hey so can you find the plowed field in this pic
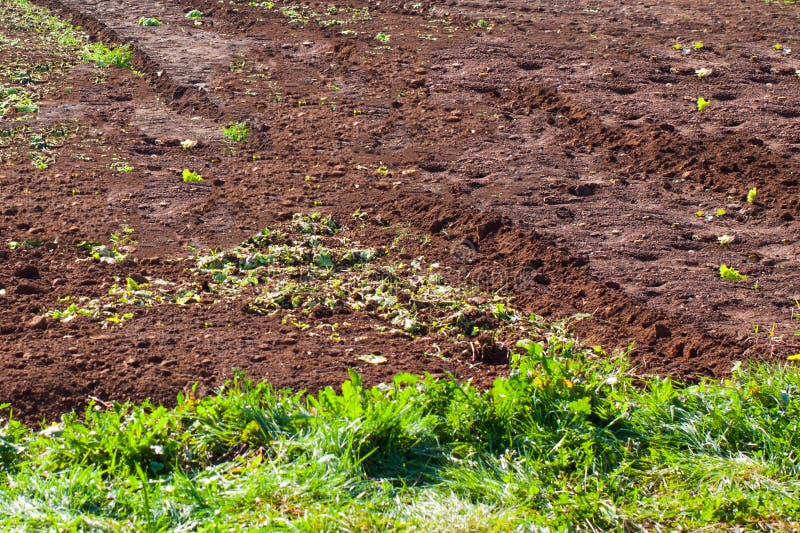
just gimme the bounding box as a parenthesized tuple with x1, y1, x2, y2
(2, 0, 800, 422)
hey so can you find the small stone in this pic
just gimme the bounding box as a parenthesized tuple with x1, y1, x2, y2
(26, 315, 47, 330)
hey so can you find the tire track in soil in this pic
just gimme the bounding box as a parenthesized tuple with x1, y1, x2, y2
(36, 0, 226, 119)
(33, 0, 270, 255)
(426, 50, 800, 371)
(372, 3, 800, 370)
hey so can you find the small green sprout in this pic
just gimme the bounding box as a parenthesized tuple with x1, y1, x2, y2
(138, 17, 163, 27)
(695, 67, 711, 79)
(186, 10, 203, 19)
(375, 32, 390, 44)
(697, 97, 710, 112)
(181, 139, 197, 150)
(773, 43, 783, 51)
(693, 41, 704, 50)
(476, 19, 492, 29)
(672, 43, 683, 51)
(716, 208, 726, 217)
(182, 169, 203, 183)
(222, 122, 250, 142)
(747, 187, 757, 204)
(720, 264, 747, 282)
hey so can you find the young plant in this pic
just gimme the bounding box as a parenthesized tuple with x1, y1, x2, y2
(111, 161, 134, 173)
(182, 169, 203, 183)
(375, 32, 390, 44)
(138, 17, 163, 27)
(720, 264, 747, 282)
(747, 187, 757, 204)
(186, 10, 203, 19)
(696, 97, 710, 112)
(717, 234, 735, 246)
(695, 67, 711, 79)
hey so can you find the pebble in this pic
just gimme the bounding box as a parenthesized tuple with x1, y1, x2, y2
(26, 315, 47, 330)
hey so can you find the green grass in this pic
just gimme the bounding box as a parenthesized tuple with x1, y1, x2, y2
(2, 339, 800, 530)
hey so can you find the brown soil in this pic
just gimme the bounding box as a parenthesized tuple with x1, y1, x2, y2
(2, 0, 800, 424)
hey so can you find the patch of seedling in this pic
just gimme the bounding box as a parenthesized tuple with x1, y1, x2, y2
(83, 42, 132, 69)
(77, 226, 136, 264)
(222, 122, 250, 143)
(46, 214, 552, 360)
(243, 2, 371, 32)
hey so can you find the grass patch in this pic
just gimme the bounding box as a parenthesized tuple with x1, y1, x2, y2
(2, 344, 800, 529)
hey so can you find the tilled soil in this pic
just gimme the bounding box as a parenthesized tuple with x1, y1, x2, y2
(2, 0, 800, 423)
